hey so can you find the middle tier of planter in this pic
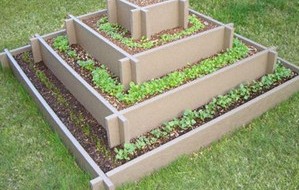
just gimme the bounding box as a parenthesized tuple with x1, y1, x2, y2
(31, 29, 276, 147)
(64, 10, 234, 86)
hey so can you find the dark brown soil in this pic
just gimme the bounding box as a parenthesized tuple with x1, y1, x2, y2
(82, 14, 217, 55)
(127, 0, 164, 6)
(47, 39, 258, 111)
(14, 52, 122, 172)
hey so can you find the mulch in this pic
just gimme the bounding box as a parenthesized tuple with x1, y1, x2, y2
(15, 52, 122, 172)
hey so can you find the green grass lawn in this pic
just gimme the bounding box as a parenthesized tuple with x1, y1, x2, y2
(1, 0, 298, 189)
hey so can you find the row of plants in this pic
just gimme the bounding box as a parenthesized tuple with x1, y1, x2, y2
(52, 36, 249, 105)
(114, 64, 294, 161)
(97, 14, 205, 49)
(20, 51, 112, 159)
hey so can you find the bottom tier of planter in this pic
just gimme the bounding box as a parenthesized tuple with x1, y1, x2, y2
(3, 46, 299, 189)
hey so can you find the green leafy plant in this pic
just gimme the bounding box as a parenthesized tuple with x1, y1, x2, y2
(217, 95, 233, 109)
(135, 137, 148, 150)
(67, 50, 77, 58)
(77, 59, 95, 71)
(115, 143, 136, 161)
(151, 128, 167, 139)
(160, 15, 204, 43)
(53, 36, 70, 52)
(92, 65, 124, 97)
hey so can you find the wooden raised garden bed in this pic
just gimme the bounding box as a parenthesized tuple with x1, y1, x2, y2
(1, 1, 299, 189)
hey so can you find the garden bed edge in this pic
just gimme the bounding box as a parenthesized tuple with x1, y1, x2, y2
(3, 48, 114, 190)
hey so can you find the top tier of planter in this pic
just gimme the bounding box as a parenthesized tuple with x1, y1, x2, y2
(107, 0, 189, 39)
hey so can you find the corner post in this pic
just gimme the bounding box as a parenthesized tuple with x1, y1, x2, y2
(179, 0, 189, 29)
(90, 176, 115, 190)
(90, 177, 104, 190)
(107, 0, 118, 23)
(65, 18, 77, 45)
(141, 9, 151, 39)
(130, 9, 142, 39)
(267, 47, 278, 74)
(118, 115, 130, 144)
(118, 57, 132, 89)
(224, 23, 234, 49)
(131, 58, 140, 84)
(0, 52, 9, 69)
(30, 36, 42, 63)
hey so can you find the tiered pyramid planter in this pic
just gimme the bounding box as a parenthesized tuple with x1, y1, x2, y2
(1, 1, 299, 189)
(30, 10, 275, 147)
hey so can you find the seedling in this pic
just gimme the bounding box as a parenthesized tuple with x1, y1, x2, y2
(77, 59, 95, 71)
(53, 36, 69, 52)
